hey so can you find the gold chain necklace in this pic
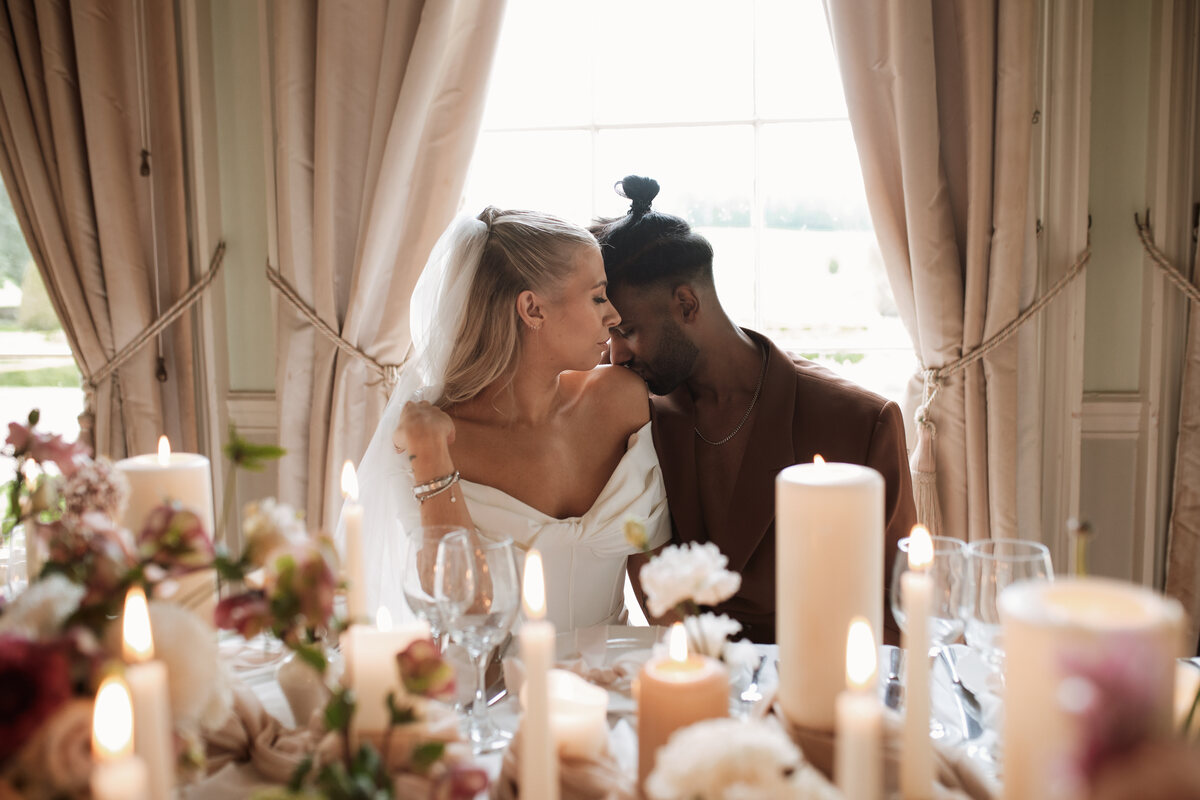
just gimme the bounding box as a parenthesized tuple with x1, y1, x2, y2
(694, 343, 768, 446)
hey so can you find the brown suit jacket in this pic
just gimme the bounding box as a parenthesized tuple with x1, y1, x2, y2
(650, 329, 916, 643)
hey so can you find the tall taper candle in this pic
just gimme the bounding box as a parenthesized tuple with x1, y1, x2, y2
(777, 456, 883, 729)
(900, 525, 934, 799)
(122, 586, 174, 800)
(519, 549, 559, 800)
(836, 617, 882, 800)
(340, 461, 367, 622)
(91, 675, 150, 800)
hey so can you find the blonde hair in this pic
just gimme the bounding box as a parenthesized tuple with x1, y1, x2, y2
(439, 207, 597, 406)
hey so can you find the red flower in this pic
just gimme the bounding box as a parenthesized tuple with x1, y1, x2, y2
(138, 505, 214, 574)
(214, 592, 271, 639)
(0, 636, 74, 762)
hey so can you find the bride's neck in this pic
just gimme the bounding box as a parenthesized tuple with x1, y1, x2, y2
(463, 361, 562, 427)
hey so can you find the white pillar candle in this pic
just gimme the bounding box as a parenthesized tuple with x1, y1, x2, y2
(636, 622, 729, 789)
(344, 607, 430, 734)
(900, 526, 934, 799)
(776, 457, 883, 729)
(122, 587, 175, 800)
(1001, 577, 1185, 800)
(340, 462, 367, 623)
(546, 669, 608, 759)
(116, 437, 216, 615)
(519, 549, 559, 800)
(836, 617, 882, 800)
(91, 675, 150, 800)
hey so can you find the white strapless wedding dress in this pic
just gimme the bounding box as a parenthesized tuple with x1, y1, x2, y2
(463, 421, 670, 630)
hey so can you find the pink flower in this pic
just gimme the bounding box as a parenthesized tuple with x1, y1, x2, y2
(0, 636, 74, 762)
(397, 639, 456, 701)
(138, 504, 214, 574)
(430, 766, 489, 800)
(5, 422, 32, 454)
(214, 591, 271, 639)
(263, 541, 336, 630)
(61, 458, 128, 521)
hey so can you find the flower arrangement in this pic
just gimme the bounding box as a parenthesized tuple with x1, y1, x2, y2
(0, 412, 231, 797)
(644, 718, 839, 800)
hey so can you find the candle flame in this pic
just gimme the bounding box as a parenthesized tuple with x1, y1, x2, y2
(376, 606, 392, 632)
(157, 435, 171, 465)
(122, 586, 154, 662)
(522, 549, 546, 620)
(668, 621, 689, 663)
(845, 617, 876, 691)
(908, 524, 934, 570)
(814, 454, 825, 464)
(92, 675, 135, 762)
(341, 461, 358, 501)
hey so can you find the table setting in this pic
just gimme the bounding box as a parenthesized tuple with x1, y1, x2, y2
(0, 414, 1196, 800)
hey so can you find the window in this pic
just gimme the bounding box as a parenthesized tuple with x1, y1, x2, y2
(0, 174, 84, 483)
(462, 0, 916, 402)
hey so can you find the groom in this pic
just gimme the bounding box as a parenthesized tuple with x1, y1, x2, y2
(593, 176, 916, 644)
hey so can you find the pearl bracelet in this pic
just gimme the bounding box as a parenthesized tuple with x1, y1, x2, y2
(413, 470, 460, 503)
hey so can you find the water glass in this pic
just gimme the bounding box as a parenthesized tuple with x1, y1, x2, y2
(964, 539, 1053, 666)
(890, 535, 967, 651)
(440, 534, 520, 753)
(402, 525, 473, 647)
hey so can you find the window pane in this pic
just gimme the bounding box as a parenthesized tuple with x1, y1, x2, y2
(760, 121, 870, 231)
(592, 1, 754, 124)
(481, 0, 593, 129)
(755, 0, 849, 119)
(461, 131, 593, 224)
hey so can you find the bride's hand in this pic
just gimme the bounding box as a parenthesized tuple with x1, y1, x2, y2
(394, 400, 456, 459)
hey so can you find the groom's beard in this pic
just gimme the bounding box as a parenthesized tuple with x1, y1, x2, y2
(632, 321, 699, 396)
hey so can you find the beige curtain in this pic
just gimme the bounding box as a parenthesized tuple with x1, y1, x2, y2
(269, 0, 505, 532)
(1166, 242, 1200, 652)
(826, 0, 1039, 542)
(0, 0, 198, 458)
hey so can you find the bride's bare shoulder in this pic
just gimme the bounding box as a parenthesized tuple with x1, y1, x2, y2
(567, 366, 650, 427)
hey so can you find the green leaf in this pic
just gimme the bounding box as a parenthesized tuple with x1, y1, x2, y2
(27, 408, 39, 427)
(385, 691, 417, 726)
(291, 641, 327, 675)
(324, 688, 356, 733)
(410, 741, 445, 770)
(225, 425, 286, 472)
(287, 755, 314, 792)
(212, 552, 248, 582)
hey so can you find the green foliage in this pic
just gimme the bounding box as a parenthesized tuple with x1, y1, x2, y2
(386, 692, 417, 726)
(410, 742, 445, 771)
(224, 425, 286, 472)
(324, 688, 357, 734)
(0, 365, 81, 388)
(17, 264, 59, 331)
(0, 177, 31, 286)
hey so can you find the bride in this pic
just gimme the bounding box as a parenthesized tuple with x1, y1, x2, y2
(352, 207, 670, 630)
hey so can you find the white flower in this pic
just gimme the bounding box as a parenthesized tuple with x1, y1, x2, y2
(639, 542, 741, 618)
(645, 718, 813, 800)
(683, 612, 742, 658)
(242, 498, 308, 567)
(0, 574, 84, 638)
(721, 638, 761, 675)
(146, 601, 233, 730)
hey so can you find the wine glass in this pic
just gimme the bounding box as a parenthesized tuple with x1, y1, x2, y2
(402, 525, 472, 649)
(964, 539, 1053, 667)
(889, 535, 968, 652)
(440, 534, 520, 753)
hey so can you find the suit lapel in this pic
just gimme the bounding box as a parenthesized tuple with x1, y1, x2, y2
(721, 332, 797, 574)
(651, 389, 705, 544)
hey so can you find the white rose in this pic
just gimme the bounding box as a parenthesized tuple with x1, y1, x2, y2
(638, 542, 741, 618)
(0, 574, 84, 638)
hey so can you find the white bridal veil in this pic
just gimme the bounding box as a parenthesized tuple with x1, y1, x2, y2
(345, 214, 489, 623)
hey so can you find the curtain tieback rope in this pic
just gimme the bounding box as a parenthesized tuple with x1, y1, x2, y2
(77, 241, 226, 452)
(1134, 210, 1200, 306)
(910, 244, 1091, 534)
(265, 263, 407, 388)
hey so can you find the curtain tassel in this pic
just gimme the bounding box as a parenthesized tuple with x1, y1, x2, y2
(910, 369, 944, 536)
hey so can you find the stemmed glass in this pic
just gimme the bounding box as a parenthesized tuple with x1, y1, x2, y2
(439, 534, 520, 753)
(889, 535, 968, 652)
(963, 539, 1054, 668)
(402, 525, 473, 649)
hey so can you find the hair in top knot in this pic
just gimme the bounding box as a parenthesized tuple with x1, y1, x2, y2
(615, 175, 660, 217)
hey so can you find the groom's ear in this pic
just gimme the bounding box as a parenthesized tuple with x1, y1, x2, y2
(672, 284, 701, 325)
(515, 290, 546, 329)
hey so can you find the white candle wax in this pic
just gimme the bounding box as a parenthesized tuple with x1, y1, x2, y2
(777, 459, 883, 729)
(123, 586, 174, 800)
(91, 675, 150, 800)
(340, 462, 367, 623)
(344, 608, 430, 735)
(836, 618, 882, 800)
(1001, 577, 1185, 800)
(519, 550, 559, 800)
(900, 526, 934, 799)
(547, 669, 609, 759)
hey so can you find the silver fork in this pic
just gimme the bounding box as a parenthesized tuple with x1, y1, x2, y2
(739, 654, 768, 705)
(938, 646, 984, 740)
